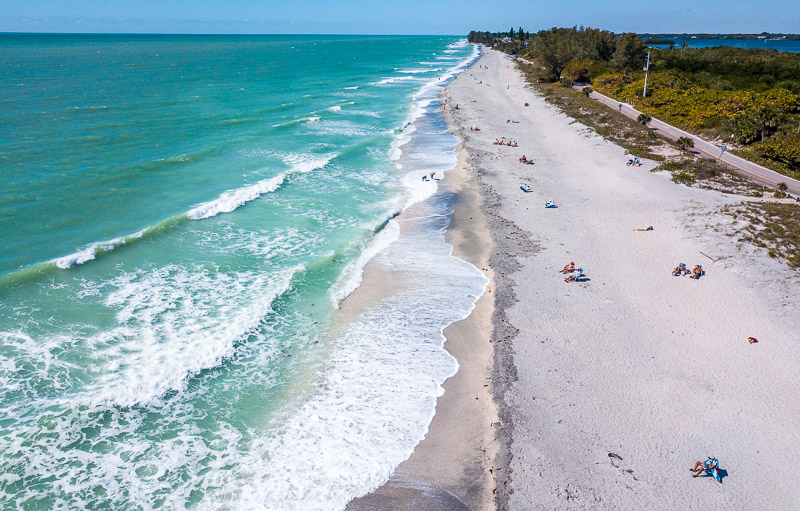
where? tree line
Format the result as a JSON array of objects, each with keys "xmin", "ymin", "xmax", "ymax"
[{"xmin": 468, "ymin": 26, "xmax": 800, "ymax": 176}]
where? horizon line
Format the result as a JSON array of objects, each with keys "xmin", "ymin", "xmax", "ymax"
[{"xmin": 0, "ymin": 31, "xmax": 465, "ymax": 37}]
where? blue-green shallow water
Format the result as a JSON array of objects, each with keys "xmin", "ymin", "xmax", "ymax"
[
  {"xmin": 645, "ymin": 37, "xmax": 800, "ymax": 52},
  {"xmin": 0, "ymin": 35, "xmax": 485, "ymax": 509}
]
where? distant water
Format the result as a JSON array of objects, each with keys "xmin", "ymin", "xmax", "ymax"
[
  {"xmin": 0, "ymin": 34, "xmax": 484, "ymax": 509},
  {"xmin": 645, "ymin": 37, "xmax": 800, "ymax": 52}
]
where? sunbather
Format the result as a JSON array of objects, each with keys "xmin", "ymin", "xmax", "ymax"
[
  {"xmin": 691, "ymin": 265, "xmax": 704, "ymax": 279},
  {"xmin": 691, "ymin": 457, "xmax": 719, "ymax": 478},
  {"xmin": 633, "ymin": 226, "xmax": 653, "ymax": 231},
  {"xmin": 564, "ymin": 268, "xmax": 583, "ymax": 283},
  {"xmin": 672, "ymin": 263, "xmax": 687, "ymax": 276},
  {"xmin": 519, "ymin": 155, "xmax": 527, "ymax": 163},
  {"xmin": 560, "ymin": 262, "xmax": 575, "ymax": 274}
]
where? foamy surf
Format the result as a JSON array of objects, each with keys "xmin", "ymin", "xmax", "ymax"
[
  {"xmin": 329, "ymin": 220, "xmax": 401, "ymax": 306},
  {"xmin": 187, "ymin": 154, "xmax": 335, "ymax": 220},
  {"xmin": 208, "ymin": 198, "xmax": 488, "ymax": 511},
  {"xmin": 82, "ymin": 264, "xmax": 298, "ymax": 407},
  {"xmin": 201, "ymin": 40, "xmax": 488, "ymax": 510},
  {"xmin": 51, "ymin": 227, "xmax": 148, "ymax": 269},
  {"xmin": 0, "ymin": 35, "xmax": 481, "ymax": 511},
  {"xmin": 271, "ymin": 115, "xmax": 320, "ymax": 128}
]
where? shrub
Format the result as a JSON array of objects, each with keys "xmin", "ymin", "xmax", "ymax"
[
  {"xmin": 677, "ymin": 136, "xmax": 694, "ymax": 152},
  {"xmin": 672, "ymin": 171, "xmax": 696, "ymax": 186}
]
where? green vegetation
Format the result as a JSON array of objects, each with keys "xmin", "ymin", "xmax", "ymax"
[
  {"xmin": 472, "ymin": 26, "xmax": 800, "ymax": 178},
  {"xmin": 677, "ymin": 136, "xmax": 694, "ymax": 152},
  {"xmin": 722, "ymin": 201, "xmax": 800, "ymax": 267},
  {"xmin": 475, "ymin": 27, "xmax": 800, "ymax": 268}
]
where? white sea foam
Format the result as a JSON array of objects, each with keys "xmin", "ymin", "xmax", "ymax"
[
  {"xmin": 51, "ymin": 228, "xmax": 147, "ymax": 269},
  {"xmin": 329, "ymin": 220, "xmax": 400, "ymax": 306},
  {"xmin": 344, "ymin": 86, "xmax": 359, "ymax": 90},
  {"xmin": 271, "ymin": 115, "xmax": 320, "ymax": 128},
  {"xmin": 202, "ymin": 44, "xmax": 488, "ymax": 510},
  {"xmin": 81, "ymin": 264, "xmax": 298, "ymax": 407},
  {"xmin": 388, "ymin": 41, "xmax": 480, "ymax": 211},
  {"xmin": 398, "ymin": 68, "xmax": 441, "ymax": 74},
  {"xmin": 0, "ymin": 38, "xmax": 484, "ymax": 511},
  {"xmin": 209, "ymin": 202, "xmax": 488, "ymax": 511},
  {"xmin": 371, "ymin": 75, "xmax": 424, "ymax": 86},
  {"xmin": 310, "ymin": 120, "xmax": 377, "ymax": 137},
  {"xmin": 326, "ymin": 105, "xmax": 342, "ymax": 112},
  {"xmin": 187, "ymin": 153, "xmax": 335, "ymax": 220}
]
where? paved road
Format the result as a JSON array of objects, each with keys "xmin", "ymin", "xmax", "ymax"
[
  {"xmin": 512, "ymin": 55, "xmax": 800, "ymax": 195},
  {"xmin": 587, "ymin": 90, "xmax": 800, "ymax": 195}
]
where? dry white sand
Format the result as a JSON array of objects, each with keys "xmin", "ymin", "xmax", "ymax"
[{"xmin": 444, "ymin": 49, "xmax": 800, "ymax": 510}]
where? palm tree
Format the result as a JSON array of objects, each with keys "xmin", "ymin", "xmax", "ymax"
[
  {"xmin": 677, "ymin": 136, "xmax": 694, "ymax": 153},
  {"xmin": 637, "ymin": 113, "xmax": 652, "ymax": 125}
]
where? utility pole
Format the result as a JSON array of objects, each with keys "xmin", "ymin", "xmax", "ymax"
[{"xmin": 643, "ymin": 50, "xmax": 651, "ymax": 98}]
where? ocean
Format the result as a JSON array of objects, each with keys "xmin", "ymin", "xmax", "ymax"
[
  {"xmin": 0, "ymin": 34, "xmax": 485, "ymax": 509},
  {"xmin": 644, "ymin": 37, "xmax": 800, "ymax": 52}
]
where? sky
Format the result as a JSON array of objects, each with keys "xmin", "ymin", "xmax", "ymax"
[{"xmin": 1, "ymin": 0, "xmax": 798, "ymax": 35}]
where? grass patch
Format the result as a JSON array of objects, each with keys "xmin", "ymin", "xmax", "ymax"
[
  {"xmin": 516, "ymin": 62, "xmax": 763, "ymax": 195},
  {"xmin": 517, "ymin": 63, "xmax": 662, "ymax": 161},
  {"xmin": 722, "ymin": 201, "xmax": 800, "ymax": 267}
]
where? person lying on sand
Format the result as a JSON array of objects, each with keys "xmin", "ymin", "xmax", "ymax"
[
  {"xmin": 560, "ymin": 262, "xmax": 575, "ymax": 274},
  {"xmin": 519, "ymin": 155, "xmax": 527, "ymax": 163},
  {"xmin": 633, "ymin": 226, "xmax": 653, "ymax": 231},
  {"xmin": 564, "ymin": 268, "xmax": 583, "ymax": 283},
  {"xmin": 691, "ymin": 265, "xmax": 704, "ymax": 279},
  {"xmin": 493, "ymin": 139, "xmax": 500, "ymax": 145},
  {"xmin": 672, "ymin": 263, "xmax": 687, "ymax": 276},
  {"xmin": 691, "ymin": 457, "xmax": 719, "ymax": 478}
]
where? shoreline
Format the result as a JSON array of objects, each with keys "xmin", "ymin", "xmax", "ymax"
[
  {"xmin": 346, "ymin": 62, "xmax": 501, "ymax": 510},
  {"xmin": 346, "ymin": 131, "xmax": 500, "ymax": 511},
  {"xmin": 350, "ymin": 44, "xmax": 800, "ymax": 511}
]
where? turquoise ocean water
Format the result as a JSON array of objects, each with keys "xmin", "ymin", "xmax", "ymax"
[
  {"xmin": 644, "ymin": 37, "xmax": 800, "ymax": 52},
  {"xmin": 0, "ymin": 35, "xmax": 485, "ymax": 509}
]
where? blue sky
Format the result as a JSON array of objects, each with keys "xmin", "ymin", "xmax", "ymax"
[{"xmin": 1, "ymin": 0, "xmax": 798, "ymax": 34}]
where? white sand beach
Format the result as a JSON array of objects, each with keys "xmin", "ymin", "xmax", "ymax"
[
  {"xmin": 350, "ymin": 47, "xmax": 800, "ymax": 511},
  {"xmin": 439, "ymin": 48, "xmax": 800, "ymax": 510}
]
